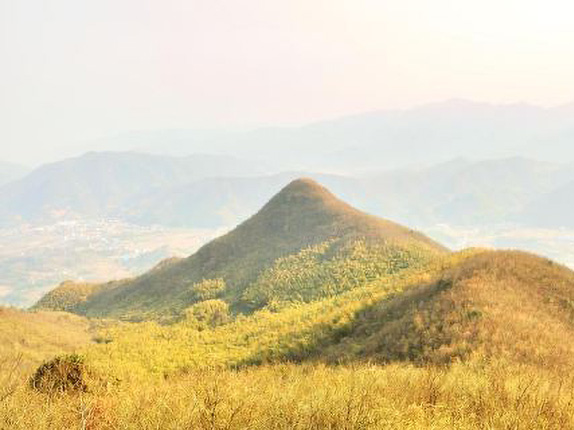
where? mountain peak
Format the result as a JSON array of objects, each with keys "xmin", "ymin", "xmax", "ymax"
[
  {"xmin": 35, "ymin": 179, "xmax": 446, "ymax": 319},
  {"xmin": 283, "ymin": 177, "xmax": 324, "ymax": 191},
  {"xmin": 229, "ymin": 178, "xmax": 446, "ymax": 253},
  {"xmin": 250, "ymin": 178, "xmax": 366, "ymax": 234},
  {"xmin": 270, "ymin": 177, "xmax": 341, "ymax": 206}
]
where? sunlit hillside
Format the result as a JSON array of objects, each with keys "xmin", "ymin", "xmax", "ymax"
[
  {"xmin": 321, "ymin": 250, "xmax": 574, "ymax": 367},
  {"xmin": 0, "ymin": 307, "xmax": 93, "ymax": 371}
]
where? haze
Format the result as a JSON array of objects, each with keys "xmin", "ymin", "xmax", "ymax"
[{"xmin": 2, "ymin": 0, "xmax": 574, "ymax": 165}]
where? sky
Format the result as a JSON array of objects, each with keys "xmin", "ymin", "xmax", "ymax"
[{"xmin": 1, "ymin": 0, "xmax": 574, "ymax": 165}]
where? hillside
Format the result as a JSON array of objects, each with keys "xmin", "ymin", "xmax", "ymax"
[
  {"xmin": 0, "ymin": 152, "xmax": 268, "ymax": 225},
  {"xmin": 320, "ymin": 250, "xmax": 574, "ymax": 367},
  {"xmin": 32, "ymin": 280, "xmax": 127, "ymax": 313},
  {"xmin": 36, "ymin": 178, "xmax": 446, "ymax": 320},
  {"xmin": 27, "ymin": 249, "xmax": 567, "ymax": 430},
  {"xmin": 12, "ymin": 228, "xmax": 574, "ymax": 429},
  {"xmin": 78, "ymin": 249, "xmax": 574, "ymax": 373},
  {"xmin": 0, "ymin": 307, "xmax": 93, "ymax": 371}
]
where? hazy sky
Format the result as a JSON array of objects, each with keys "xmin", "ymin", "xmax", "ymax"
[{"xmin": 2, "ymin": 0, "xmax": 574, "ymax": 165}]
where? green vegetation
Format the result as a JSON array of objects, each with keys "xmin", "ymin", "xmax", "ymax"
[
  {"xmin": 32, "ymin": 281, "xmax": 122, "ymax": 313},
  {"xmin": 241, "ymin": 239, "xmax": 434, "ymax": 310},
  {"xmin": 189, "ymin": 278, "xmax": 227, "ymax": 302},
  {"xmin": 184, "ymin": 299, "xmax": 231, "ymax": 329}
]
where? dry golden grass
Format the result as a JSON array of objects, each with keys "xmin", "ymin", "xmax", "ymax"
[
  {"xmin": 2, "ymin": 361, "xmax": 574, "ymax": 429},
  {"xmin": 0, "ymin": 307, "xmax": 93, "ymax": 371},
  {"xmin": 0, "ymin": 307, "xmax": 94, "ymax": 416},
  {"xmin": 320, "ymin": 251, "xmax": 574, "ymax": 368}
]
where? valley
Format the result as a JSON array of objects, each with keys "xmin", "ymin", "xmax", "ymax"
[
  {"xmin": 3, "ymin": 218, "xmax": 574, "ymax": 309},
  {"xmin": 0, "ymin": 220, "xmax": 222, "ymax": 307}
]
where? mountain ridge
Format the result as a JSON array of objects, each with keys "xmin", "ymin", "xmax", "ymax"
[
  {"xmin": 0, "ymin": 151, "xmax": 269, "ymax": 225},
  {"xmin": 35, "ymin": 178, "xmax": 446, "ymax": 320},
  {"xmin": 124, "ymin": 100, "xmax": 574, "ymax": 170},
  {"xmin": 2, "ymin": 152, "xmax": 573, "ymax": 229}
]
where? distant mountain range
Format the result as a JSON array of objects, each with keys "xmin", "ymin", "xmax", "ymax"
[
  {"xmin": 0, "ymin": 151, "xmax": 573, "ymax": 229},
  {"xmin": 361, "ymin": 157, "xmax": 574, "ymax": 227},
  {"xmin": 0, "ymin": 152, "xmax": 270, "ymax": 224},
  {"xmin": 520, "ymin": 179, "xmax": 574, "ymax": 228},
  {"xmin": 3, "ymin": 99, "xmax": 574, "ymax": 228},
  {"xmin": 0, "ymin": 161, "xmax": 28, "ymax": 187},
  {"xmin": 97, "ymin": 100, "xmax": 574, "ymax": 171}
]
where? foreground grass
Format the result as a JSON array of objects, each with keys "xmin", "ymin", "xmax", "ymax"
[{"xmin": 2, "ymin": 360, "xmax": 573, "ymax": 430}]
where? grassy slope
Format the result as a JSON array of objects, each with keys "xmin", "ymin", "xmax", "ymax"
[
  {"xmin": 74, "ymin": 250, "xmax": 463, "ymax": 376},
  {"xmin": 32, "ymin": 281, "xmax": 124, "ymax": 313},
  {"xmin": 36, "ymin": 178, "xmax": 446, "ymax": 320},
  {"xmin": 321, "ymin": 250, "xmax": 574, "ymax": 368},
  {"xmin": 0, "ymin": 307, "xmax": 93, "ymax": 371},
  {"xmin": 73, "ymin": 250, "xmax": 574, "ymax": 377}
]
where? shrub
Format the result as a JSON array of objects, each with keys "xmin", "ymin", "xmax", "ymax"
[
  {"xmin": 30, "ymin": 354, "xmax": 88, "ymax": 394},
  {"xmin": 190, "ymin": 278, "xmax": 227, "ymax": 302},
  {"xmin": 185, "ymin": 300, "xmax": 231, "ymax": 329}
]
